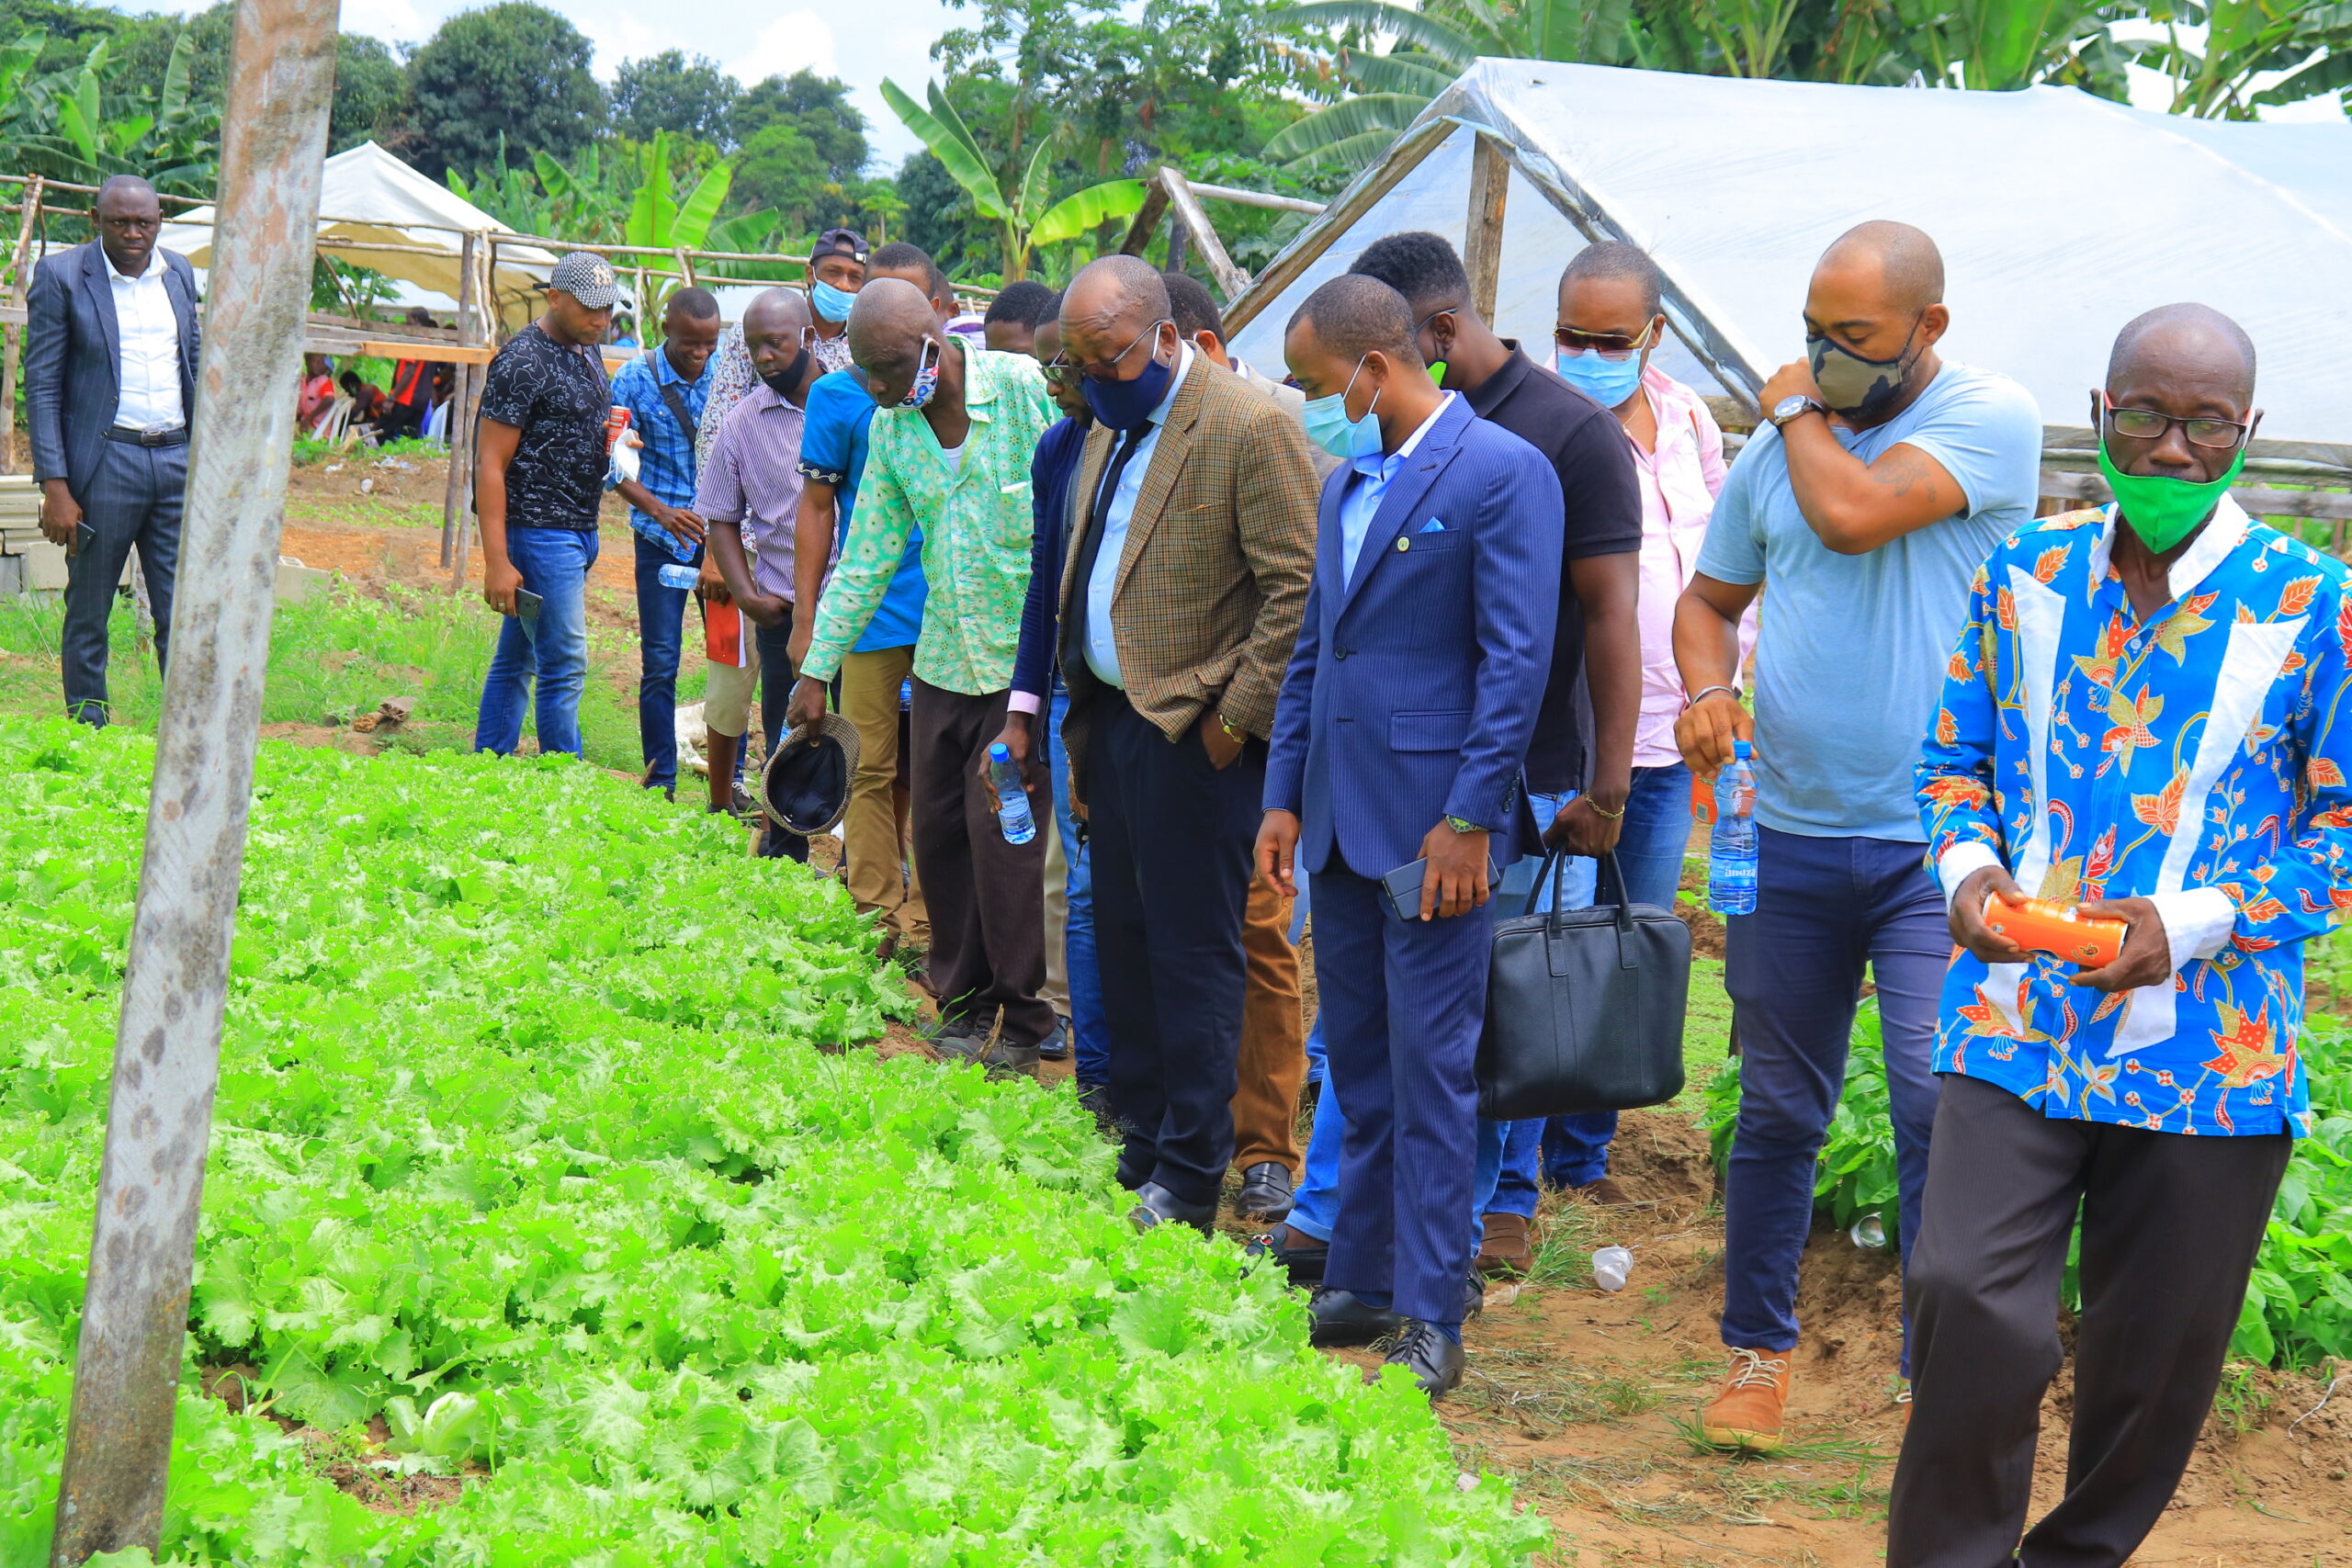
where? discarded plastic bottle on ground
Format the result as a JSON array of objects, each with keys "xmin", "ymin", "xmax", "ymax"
[
  {"xmin": 1591, "ymin": 1246, "xmax": 1634, "ymax": 1292},
  {"xmin": 1850, "ymin": 1214, "xmax": 1888, "ymax": 1250},
  {"xmin": 656, "ymin": 562, "xmax": 698, "ymax": 591},
  {"xmin": 1709, "ymin": 740, "xmax": 1758, "ymax": 916},
  {"xmin": 987, "ymin": 743, "xmax": 1035, "ymax": 845}
]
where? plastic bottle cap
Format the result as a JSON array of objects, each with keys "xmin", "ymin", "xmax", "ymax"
[
  {"xmin": 989, "ymin": 743, "xmax": 1010, "ymax": 761},
  {"xmin": 1732, "ymin": 740, "xmax": 1751, "ymax": 760}
]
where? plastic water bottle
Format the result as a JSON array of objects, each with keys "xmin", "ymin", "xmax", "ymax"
[
  {"xmin": 1591, "ymin": 1246, "xmax": 1634, "ymax": 1292},
  {"xmin": 1709, "ymin": 740, "xmax": 1758, "ymax": 916},
  {"xmin": 656, "ymin": 562, "xmax": 699, "ymax": 591},
  {"xmin": 987, "ymin": 743, "xmax": 1035, "ymax": 844}
]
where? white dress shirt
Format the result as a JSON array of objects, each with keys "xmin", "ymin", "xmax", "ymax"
[
  {"xmin": 1339, "ymin": 391, "xmax": 1455, "ymax": 587},
  {"xmin": 1082, "ymin": 343, "xmax": 1194, "ymax": 689},
  {"xmin": 108, "ymin": 249, "xmax": 186, "ymax": 430}
]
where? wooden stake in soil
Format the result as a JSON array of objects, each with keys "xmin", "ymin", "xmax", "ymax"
[
  {"xmin": 437, "ymin": 229, "xmax": 478, "ymax": 569},
  {"xmin": 47, "ymin": 2, "xmax": 339, "ymax": 1562}
]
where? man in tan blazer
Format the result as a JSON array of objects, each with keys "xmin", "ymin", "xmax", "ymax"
[{"xmin": 1004, "ymin": 254, "xmax": 1318, "ymax": 1232}]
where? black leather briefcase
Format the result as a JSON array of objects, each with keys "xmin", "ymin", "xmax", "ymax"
[{"xmin": 1476, "ymin": 851, "xmax": 1690, "ymax": 1120}]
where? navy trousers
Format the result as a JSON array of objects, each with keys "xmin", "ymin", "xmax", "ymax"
[
  {"xmin": 1311, "ymin": 858, "xmax": 1490, "ymax": 1325},
  {"xmin": 1088, "ymin": 693, "xmax": 1260, "ymax": 1207},
  {"xmin": 1721, "ymin": 827, "xmax": 1947, "ymax": 1371},
  {"xmin": 62, "ymin": 438, "xmax": 185, "ymax": 725}
]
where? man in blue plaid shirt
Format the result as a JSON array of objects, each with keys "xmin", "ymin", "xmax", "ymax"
[{"xmin": 611, "ymin": 287, "xmax": 723, "ymax": 797}]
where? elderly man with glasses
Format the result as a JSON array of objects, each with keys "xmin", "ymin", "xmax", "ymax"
[
  {"xmin": 1894, "ymin": 304, "xmax": 2343, "ymax": 1568},
  {"xmin": 995, "ymin": 255, "xmax": 1317, "ymax": 1231},
  {"xmin": 786, "ymin": 278, "xmax": 1057, "ymax": 1073}
]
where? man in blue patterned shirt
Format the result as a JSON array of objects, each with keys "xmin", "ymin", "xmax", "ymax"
[
  {"xmin": 610, "ymin": 287, "xmax": 721, "ymax": 797},
  {"xmin": 1896, "ymin": 305, "xmax": 2347, "ymax": 1567}
]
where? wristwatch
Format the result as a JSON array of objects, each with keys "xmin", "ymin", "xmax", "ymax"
[
  {"xmin": 1770, "ymin": 394, "xmax": 1826, "ymax": 430},
  {"xmin": 1446, "ymin": 816, "xmax": 1482, "ymax": 835}
]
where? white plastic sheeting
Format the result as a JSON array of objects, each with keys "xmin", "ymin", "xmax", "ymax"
[
  {"xmin": 1227, "ymin": 61, "xmax": 2352, "ymax": 446},
  {"xmin": 159, "ymin": 141, "xmax": 557, "ymax": 318}
]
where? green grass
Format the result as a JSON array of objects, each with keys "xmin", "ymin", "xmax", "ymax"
[{"xmin": 0, "ymin": 583, "xmax": 691, "ymax": 777}]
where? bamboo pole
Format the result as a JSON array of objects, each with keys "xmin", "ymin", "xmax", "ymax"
[
  {"xmin": 1, "ymin": 174, "xmax": 44, "ymax": 474},
  {"xmin": 48, "ymin": 0, "xmax": 338, "ymax": 1557},
  {"xmin": 1158, "ymin": 167, "xmax": 1249, "ymax": 302},
  {"xmin": 437, "ymin": 231, "xmax": 477, "ymax": 568}
]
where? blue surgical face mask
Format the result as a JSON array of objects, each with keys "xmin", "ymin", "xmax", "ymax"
[
  {"xmin": 809, "ymin": 277, "xmax": 857, "ymax": 322},
  {"xmin": 1300, "ymin": 356, "xmax": 1384, "ymax": 462},
  {"xmin": 1554, "ymin": 344, "xmax": 1645, "ymax": 409}
]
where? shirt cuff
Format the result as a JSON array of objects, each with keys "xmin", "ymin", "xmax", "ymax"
[
  {"xmin": 2148, "ymin": 886, "xmax": 2236, "ymax": 972},
  {"xmin": 1006, "ymin": 691, "xmax": 1043, "ymax": 716},
  {"xmin": 1936, "ymin": 840, "xmax": 2006, "ymax": 912}
]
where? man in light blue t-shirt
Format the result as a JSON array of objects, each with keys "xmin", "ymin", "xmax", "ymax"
[{"xmin": 1672, "ymin": 221, "xmax": 2041, "ymax": 1455}]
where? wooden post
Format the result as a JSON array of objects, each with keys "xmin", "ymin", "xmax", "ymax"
[
  {"xmin": 1, "ymin": 175, "xmax": 46, "ymax": 473},
  {"xmin": 1119, "ymin": 179, "xmax": 1172, "ymax": 259},
  {"xmin": 47, "ymin": 0, "xmax": 338, "ymax": 1559},
  {"xmin": 1166, "ymin": 214, "xmax": 1190, "ymax": 276},
  {"xmin": 1464, "ymin": 133, "xmax": 1509, "ymax": 325},
  {"xmin": 437, "ymin": 230, "xmax": 477, "ymax": 569},
  {"xmin": 1158, "ymin": 168, "xmax": 1249, "ymax": 302},
  {"xmin": 447, "ymin": 237, "xmax": 490, "ymax": 593}
]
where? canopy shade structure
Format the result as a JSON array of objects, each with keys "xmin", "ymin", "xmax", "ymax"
[
  {"xmin": 1226, "ymin": 60, "xmax": 2352, "ymax": 458},
  {"xmin": 159, "ymin": 141, "xmax": 558, "ymax": 323}
]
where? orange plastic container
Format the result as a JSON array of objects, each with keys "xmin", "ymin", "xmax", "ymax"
[{"xmin": 1984, "ymin": 897, "xmax": 2126, "ymax": 968}]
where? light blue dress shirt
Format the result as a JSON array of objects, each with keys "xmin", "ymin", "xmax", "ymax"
[
  {"xmin": 1339, "ymin": 392, "xmax": 1455, "ymax": 587},
  {"xmin": 1083, "ymin": 344, "xmax": 1195, "ymax": 688}
]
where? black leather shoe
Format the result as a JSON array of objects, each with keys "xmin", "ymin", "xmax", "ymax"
[
  {"xmin": 1384, "ymin": 1320, "xmax": 1465, "ymax": 1397},
  {"xmin": 1308, "ymin": 1287, "xmax": 1403, "ymax": 1348},
  {"xmin": 1036, "ymin": 1019, "xmax": 1071, "ymax": 1060},
  {"xmin": 923, "ymin": 1017, "xmax": 989, "ymax": 1066},
  {"xmin": 1241, "ymin": 1224, "xmax": 1328, "ymax": 1288},
  {"xmin": 1234, "ymin": 1161, "xmax": 1295, "ymax": 1223},
  {"xmin": 1128, "ymin": 1180, "xmax": 1216, "ymax": 1235},
  {"xmin": 981, "ymin": 1037, "xmax": 1040, "ymax": 1077},
  {"xmin": 1464, "ymin": 1269, "xmax": 1487, "ymax": 1321},
  {"xmin": 1075, "ymin": 1081, "xmax": 1116, "ymax": 1129}
]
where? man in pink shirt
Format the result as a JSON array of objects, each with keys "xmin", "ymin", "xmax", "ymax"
[{"xmin": 1547, "ymin": 241, "xmax": 1750, "ymax": 1196}]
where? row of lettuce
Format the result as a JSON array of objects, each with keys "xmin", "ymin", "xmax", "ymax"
[{"xmin": 0, "ymin": 719, "xmax": 1544, "ymax": 1566}]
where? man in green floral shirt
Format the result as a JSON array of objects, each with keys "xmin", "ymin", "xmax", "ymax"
[{"xmin": 789, "ymin": 279, "xmax": 1058, "ymax": 1071}]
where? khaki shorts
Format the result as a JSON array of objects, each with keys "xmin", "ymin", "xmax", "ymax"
[{"xmin": 703, "ymin": 637, "xmax": 763, "ymax": 738}]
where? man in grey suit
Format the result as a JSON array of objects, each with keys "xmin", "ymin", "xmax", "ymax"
[{"xmin": 26, "ymin": 174, "xmax": 201, "ymax": 725}]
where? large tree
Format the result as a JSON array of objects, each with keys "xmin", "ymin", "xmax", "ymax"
[
  {"xmin": 731, "ymin": 70, "xmax": 871, "ymax": 186},
  {"xmin": 406, "ymin": 2, "xmax": 604, "ymax": 177},
  {"xmin": 613, "ymin": 50, "xmax": 740, "ymax": 145}
]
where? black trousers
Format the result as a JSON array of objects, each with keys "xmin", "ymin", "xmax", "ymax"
[
  {"xmin": 751, "ymin": 610, "xmax": 807, "ymax": 863},
  {"xmin": 1889, "ymin": 1072, "xmax": 2289, "ymax": 1568},
  {"xmin": 908, "ymin": 679, "xmax": 1052, "ymax": 1044},
  {"xmin": 1087, "ymin": 692, "xmax": 1261, "ymax": 1208}
]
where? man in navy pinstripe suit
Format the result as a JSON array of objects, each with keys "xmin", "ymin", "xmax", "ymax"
[{"xmin": 1256, "ymin": 276, "xmax": 1564, "ymax": 1395}]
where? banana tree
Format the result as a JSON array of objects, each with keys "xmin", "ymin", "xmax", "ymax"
[
  {"xmin": 1, "ymin": 28, "xmax": 216, "ymax": 193},
  {"xmin": 881, "ymin": 78, "xmax": 1147, "ymax": 281},
  {"xmin": 1265, "ymin": 0, "xmax": 1638, "ymax": 171},
  {"xmin": 2122, "ymin": 0, "xmax": 2352, "ymax": 118}
]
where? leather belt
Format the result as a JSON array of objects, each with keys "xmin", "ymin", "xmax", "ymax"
[{"xmin": 104, "ymin": 424, "xmax": 188, "ymax": 447}]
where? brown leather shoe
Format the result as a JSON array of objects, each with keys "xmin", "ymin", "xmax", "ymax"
[
  {"xmin": 1575, "ymin": 1176, "xmax": 1634, "ymax": 1206},
  {"xmin": 1701, "ymin": 1348, "xmax": 1792, "ymax": 1454},
  {"xmin": 1475, "ymin": 1212, "xmax": 1533, "ymax": 1278}
]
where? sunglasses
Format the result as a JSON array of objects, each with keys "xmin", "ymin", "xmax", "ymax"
[{"xmin": 1551, "ymin": 320, "xmax": 1657, "ymax": 363}]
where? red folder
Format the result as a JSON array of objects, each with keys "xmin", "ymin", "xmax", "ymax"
[{"xmin": 705, "ymin": 597, "xmax": 750, "ymax": 668}]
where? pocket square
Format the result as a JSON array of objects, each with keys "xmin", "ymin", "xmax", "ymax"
[{"xmin": 1419, "ymin": 518, "xmax": 1447, "ymax": 533}]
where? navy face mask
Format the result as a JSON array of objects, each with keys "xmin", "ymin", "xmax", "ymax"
[{"xmin": 1080, "ymin": 320, "xmax": 1176, "ymax": 432}]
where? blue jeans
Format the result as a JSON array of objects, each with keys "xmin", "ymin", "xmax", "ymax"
[
  {"xmin": 633, "ymin": 533, "xmax": 700, "ymax": 790},
  {"xmin": 475, "ymin": 525, "xmax": 598, "ymax": 757},
  {"xmin": 1722, "ymin": 827, "xmax": 1946, "ymax": 1373},
  {"xmin": 1049, "ymin": 685, "xmax": 1109, "ymax": 1087}
]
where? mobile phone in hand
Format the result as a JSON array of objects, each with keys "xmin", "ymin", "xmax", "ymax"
[
  {"xmin": 513, "ymin": 588, "xmax": 543, "ymax": 623},
  {"xmin": 72, "ymin": 521, "xmax": 95, "ymax": 560}
]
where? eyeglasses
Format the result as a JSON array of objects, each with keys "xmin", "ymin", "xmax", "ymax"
[
  {"xmin": 1551, "ymin": 320, "xmax": 1656, "ymax": 362},
  {"xmin": 1039, "ymin": 358, "xmax": 1082, "ymax": 388},
  {"xmin": 2100, "ymin": 396, "xmax": 2252, "ymax": 451},
  {"xmin": 1069, "ymin": 319, "xmax": 1172, "ymax": 382}
]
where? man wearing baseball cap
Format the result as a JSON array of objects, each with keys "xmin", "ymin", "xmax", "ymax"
[{"xmin": 472, "ymin": 252, "xmax": 618, "ymax": 759}]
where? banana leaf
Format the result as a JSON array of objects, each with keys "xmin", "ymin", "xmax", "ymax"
[
  {"xmin": 1027, "ymin": 179, "xmax": 1148, "ymax": 249},
  {"xmin": 882, "ymin": 79, "xmax": 1012, "ymax": 222}
]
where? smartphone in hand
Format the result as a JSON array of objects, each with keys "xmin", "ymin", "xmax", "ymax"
[
  {"xmin": 513, "ymin": 588, "xmax": 544, "ymax": 623},
  {"xmin": 71, "ymin": 521, "xmax": 95, "ymax": 560}
]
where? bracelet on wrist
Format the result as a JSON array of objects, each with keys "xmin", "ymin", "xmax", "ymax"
[
  {"xmin": 1590, "ymin": 801, "xmax": 1625, "ymax": 820},
  {"xmin": 1687, "ymin": 683, "xmax": 1740, "ymax": 707}
]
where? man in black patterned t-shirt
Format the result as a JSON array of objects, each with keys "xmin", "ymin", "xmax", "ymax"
[{"xmin": 472, "ymin": 252, "xmax": 616, "ymax": 758}]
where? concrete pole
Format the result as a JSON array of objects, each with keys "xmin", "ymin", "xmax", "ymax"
[{"xmin": 47, "ymin": 0, "xmax": 339, "ymax": 1561}]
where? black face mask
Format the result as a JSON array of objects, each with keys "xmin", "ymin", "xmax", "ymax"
[{"xmin": 759, "ymin": 348, "xmax": 810, "ymax": 400}]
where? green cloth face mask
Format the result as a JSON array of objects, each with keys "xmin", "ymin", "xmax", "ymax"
[{"xmin": 2098, "ymin": 438, "xmax": 2245, "ymax": 554}]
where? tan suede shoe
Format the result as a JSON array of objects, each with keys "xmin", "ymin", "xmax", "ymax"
[
  {"xmin": 1475, "ymin": 1212, "xmax": 1533, "ymax": 1278},
  {"xmin": 1701, "ymin": 1348, "xmax": 1792, "ymax": 1454}
]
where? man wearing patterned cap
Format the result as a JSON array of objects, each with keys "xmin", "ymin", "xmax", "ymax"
[{"xmin": 472, "ymin": 251, "xmax": 618, "ymax": 760}]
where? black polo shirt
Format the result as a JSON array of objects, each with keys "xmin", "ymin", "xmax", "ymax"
[{"xmin": 1462, "ymin": 343, "xmax": 1642, "ymax": 794}]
